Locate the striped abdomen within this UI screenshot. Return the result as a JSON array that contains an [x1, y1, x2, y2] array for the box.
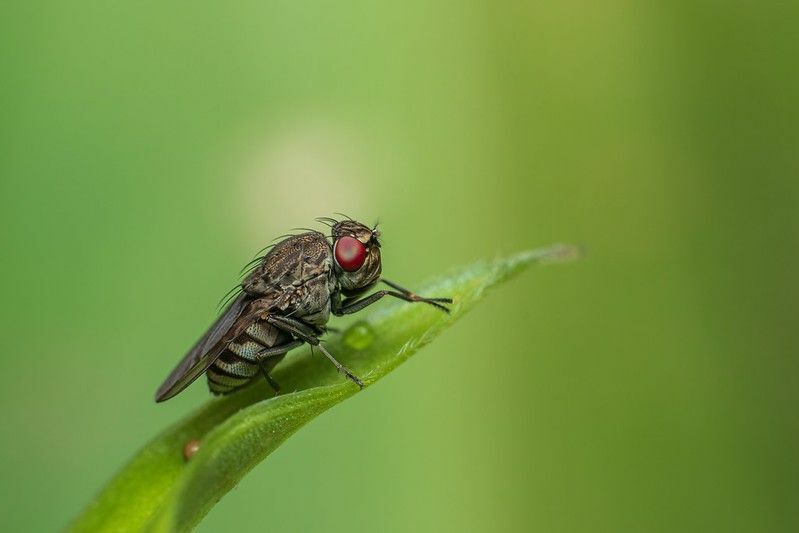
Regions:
[[206, 320, 290, 395]]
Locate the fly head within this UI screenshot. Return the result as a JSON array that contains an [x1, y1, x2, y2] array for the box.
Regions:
[[331, 219, 382, 295]]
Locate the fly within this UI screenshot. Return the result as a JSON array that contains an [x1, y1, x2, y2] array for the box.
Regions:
[[154, 217, 452, 402]]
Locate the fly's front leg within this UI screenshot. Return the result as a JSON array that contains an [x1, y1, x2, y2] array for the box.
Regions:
[[266, 315, 364, 388], [381, 279, 453, 310], [333, 279, 453, 316]]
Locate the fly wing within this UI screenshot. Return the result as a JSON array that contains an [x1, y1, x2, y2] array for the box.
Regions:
[[155, 292, 250, 402]]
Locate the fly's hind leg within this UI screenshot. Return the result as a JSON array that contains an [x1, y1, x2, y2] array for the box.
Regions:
[[256, 340, 304, 359], [258, 362, 281, 395], [266, 315, 364, 389], [254, 340, 304, 395]]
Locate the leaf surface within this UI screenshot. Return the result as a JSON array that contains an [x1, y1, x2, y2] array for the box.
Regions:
[[69, 245, 577, 532]]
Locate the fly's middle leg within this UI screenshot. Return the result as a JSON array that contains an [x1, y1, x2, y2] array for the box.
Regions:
[[315, 343, 364, 388], [266, 314, 364, 389]]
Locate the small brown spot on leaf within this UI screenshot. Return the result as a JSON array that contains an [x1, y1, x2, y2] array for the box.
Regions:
[[183, 439, 201, 461]]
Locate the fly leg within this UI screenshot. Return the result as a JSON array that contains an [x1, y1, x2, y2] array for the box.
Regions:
[[332, 279, 453, 315], [314, 343, 364, 388], [381, 279, 453, 306], [266, 315, 364, 388], [258, 362, 281, 395], [254, 340, 304, 395], [256, 340, 305, 358]]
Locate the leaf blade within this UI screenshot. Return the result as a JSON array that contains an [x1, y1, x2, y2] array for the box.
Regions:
[[69, 245, 577, 532]]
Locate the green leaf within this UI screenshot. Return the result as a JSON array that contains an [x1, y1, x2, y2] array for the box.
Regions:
[[69, 245, 577, 532]]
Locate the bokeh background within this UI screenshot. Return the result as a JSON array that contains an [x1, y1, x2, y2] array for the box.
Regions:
[[2, 2, 798, 532]]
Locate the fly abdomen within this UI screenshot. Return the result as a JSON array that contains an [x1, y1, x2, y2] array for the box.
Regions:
[[206, 320, 289, 395], [206, 365, 251, 393], [245, 321, 282, 346], [207, 341, 261, 394], [214, 355, 258, 380]]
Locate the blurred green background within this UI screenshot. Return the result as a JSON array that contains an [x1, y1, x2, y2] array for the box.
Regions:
[[2, 1, 798, 532]]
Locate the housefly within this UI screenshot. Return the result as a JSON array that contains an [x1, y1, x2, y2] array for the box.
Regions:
[[155, 217, 452, 402]]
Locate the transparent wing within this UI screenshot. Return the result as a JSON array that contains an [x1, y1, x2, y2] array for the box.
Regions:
[[154, 293, 249, 402]]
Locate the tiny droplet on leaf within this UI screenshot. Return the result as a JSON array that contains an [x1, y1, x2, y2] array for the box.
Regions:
[[343, 321, 375, 350]]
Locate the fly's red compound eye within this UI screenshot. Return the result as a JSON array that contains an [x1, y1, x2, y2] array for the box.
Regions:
[[334, 236, 367, 272]]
